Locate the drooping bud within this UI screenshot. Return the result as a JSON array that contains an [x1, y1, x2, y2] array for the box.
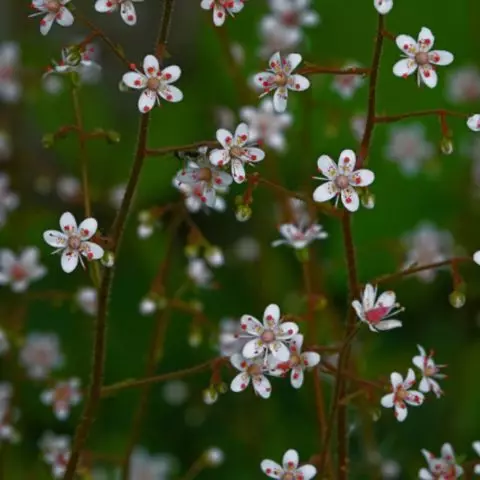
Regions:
[[203, 447, 225, 467], [440, 137, 454, 155], [100, 251, 114, 268], [235, 204, 252, 222], [361, 191, 375, 210], [202, 386, 218, 405], [205, 246, 224, 267], [449, 290, 466, 309], [106, 130, 121, 144]]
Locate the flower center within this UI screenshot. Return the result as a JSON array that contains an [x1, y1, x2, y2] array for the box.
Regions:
[[46, 0, 61, 12], [10, 263, 27, 282], [261, 329, 275, 344], [230, 146, 244, 158], [395, 386, 408, 401], [246, 364, 262, 377], [282, 473, 295, 480], [54, 385, 71, 402], [290, 354, 301, 366], [334, 174, 350, 190], [424, 365, 437, 377], [196, 167, 213, 182], [147, 77, 161, 91], [415, 52, 430, 65], [281, 11, 298, 26], [274, 72, 288, 87], [67, 235, 81, 251]]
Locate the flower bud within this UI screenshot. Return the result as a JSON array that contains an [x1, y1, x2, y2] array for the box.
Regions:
[[139, 297, 157, 316], [449, 290, 466, 309], [440, 137, 454, 155], [205, 246, 224, 267], [203, 447, 224, 467], [118, 80, 129, 92], [235, 204, 252, 222], [188, 326, 203, 348], [202, 387, 218, 405], [137, 224, 154, 239], [101, 251, 114, 268], [138, 210, 152, 224], [42, 133, 55, 149], [184, 244, 199, 259], [361, 191, 375, 209], [215, 382, 228, 394], [106, 130, 121, 144]]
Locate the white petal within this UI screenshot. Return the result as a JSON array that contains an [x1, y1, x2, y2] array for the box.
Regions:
[[352, 300, 365, 321], [287, 74, 310, 92], [419, 65, 438, 89], [404, 368, 416, 387], [273, 87, 288, 113], [341, 186, 359, 212], [297, 465, 317, 480], [81, 242, 104, 261], [467, 115, 480, 133], [243, 147, 265, 163], [78, 218, 97, 240], [254, 71, 275, 90], [269, 341, 290, 361], [363, 284, 377, 310], [138, 90, 157, 113], [418, 468, 434, 480], [405, 390, 424, 406], [380, 393, 394, 408], [417, 27, 435, 52], [290, 367, 304, 389], [338, 149, 357, 174], [375, 290, 395, 309], [412, 355, 425, 371], [120, 1, 136, 25], [282, 449, 299, 470], [56, 7, 74, 26], [472, 441, 480, 456], [316, 155, 338, 180], [429, 50, 454, 66], [213, 170, 233, 187], [395, 35, 418, 55], [230, 353, 247, 372], [242, 339, 264, 359], [252, 375, 272, 399], [143, 55, 159, 76], [417, 344, 427, 357], [374, 0, 393, 14], [374, 320, 403, 331], [313, 181, 338, 203], [158, 85, 183, 103], [240, 314, 263, 336], [216, 128, 234, 148], [161, 65, 181, 83], [260, 459, 283, 478], [441, 443, 455, 462], [61, 249, 79, 273], [285, 53, 302, 73], [263, 304, 281, 327], [95, 0, 115, 12], [122, 72, 147, 89], [200, 0, 213, 10], [289, 334, 304, 353], [230, 372, 250, 392], [390, 372, 403, 389], [268, 52, 283, 72], [394, 404, 408, 422], [12, 279, 29, 293], [234, 123, 249, 145], [302, 352, 320, 368], [277, 322, 299, 339], [231, 158, 246, 184], [349, 169, 375, 187], [43, 230, 67, 248], [0, 249, 16, 269], [393, 58, 418, 78], [213, 4, 226, 26], [60, 211, 77, 233], [209, 148, 229, 167]]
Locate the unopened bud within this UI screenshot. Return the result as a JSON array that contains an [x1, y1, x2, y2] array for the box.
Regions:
[[139, 297, 157, 316], [101, 251, 114, 268], [106, 130, 121, 144], [205, 246, 224, 267], [440, 137, 454, 155], [42, 133, 55, 149], [185, 244, 199, 258], [361, 191, 375, 210], [449, 290, 466, 309], [188, 326, 203, 348], [118, 80, 129, 92], [202, 387, 218, 405], [215, 382, 228, 394], [203, 447, 224, 467], [235, 204, 252, 222]]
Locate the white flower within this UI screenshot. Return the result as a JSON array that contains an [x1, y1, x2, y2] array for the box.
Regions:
[[19, 333, 64, 379], [128, 448, 175, 479], [173, 177, 227, 213], [218, 317, 249, 356], [204, 447, 224, 467], [393, 27, 454, 88], [39, 431, 71, 479], [162, 380, 189, 406], [0, 248, 46, 292], [200, 0, 244, 27], [0, 330, 9, 356], [209, 123, 265, 184], [176, 148, 233, 207], [412, 345, 446, 398], [204, 246, 224, 267], [261, 449, 317, 480], [76, 287, 97, 316], [30, 0, 74, 36], [270, 334, 320, 389], [187, 258, 214, 288], [43, 212, 104, 273], [233, 236, 261, 262], [468, 114, 480, 132], [122, 55, 183, 113], [45, 46, 101, 79], [473, 441, 480, 475], [0, 42, 21, 103], [312, 149, 375, 212], [139, 297, 158, 316], [385, 124, 434, 176], [239, 98, 292, 152], [229, 353, 272, 399], [94, 0, 143, 26], [56, 176, 81, 202], [266, 0, 319, 31], [473, 251, 480, 266], [446, 66, 480, 104], [374, 0, 393, 15], [109, 183, 126, 210], [254, 52, 310, 112], [40, 378, 82, 420], [240, 303, 298, 364], [0, 173, 19, 228], [350, 114, 366, 142], [272, 223, 328, 250], [381, 368, 424, 422], [258, 17, 301, 60], [331, 62, 365, 99], [352, 284, 403, 332], [419, 444, 463, 479]]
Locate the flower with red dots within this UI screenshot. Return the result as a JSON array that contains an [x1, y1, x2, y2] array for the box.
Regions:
[[122, 55, 183, 113], [331, 62, 365, 100], [393, 27, 454, 88], [352, 284, 403, 332], [419, 444, 463, 479], [381, 368, 424, 422], [30, 0, 74, 36], [175, 147, 233, 207], [209, 123, 265, 184], [0, 247, 46, 293], [0, 42, 21, 103], [468, 114, 480, 132], [94, 0, 143, 26], [229, 353, 272, 399], [40, 378, 82, 421], [271, 223, 328, 250], [374, 0, 393, 15], [200, 0, 245, 27], [43, 212, 104, 274], [412, 345, 446, 398], [312, 149, 375, 212], [240, 303, 299, 364], [39, 431, 71, 479], [45, 46, 101, 78], [254, 52, 310, 113], [261, 449, 317, 479], [270, 334, 320, 389]]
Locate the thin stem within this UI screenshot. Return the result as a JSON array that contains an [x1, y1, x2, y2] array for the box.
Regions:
[[298, 66, 370, 76], [146, 140, 219, 157], [374, 109, 469, 124], [179, 456, 206, 480]]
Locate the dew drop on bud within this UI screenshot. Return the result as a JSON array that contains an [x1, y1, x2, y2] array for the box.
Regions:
[[449, 290, 466, 309]]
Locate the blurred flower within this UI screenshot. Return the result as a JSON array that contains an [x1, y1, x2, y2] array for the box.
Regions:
[[139, 296, 158, 316], [313, 149, 375, 212], [42, 74, 64, 95], [229, 353, 272, 399], [30, 0, 75, 36], [39, 431, 71, 479], [468, 114, 480, 132], [0, 173, 19, 228], [187, 257, 214, 288], [473, 442, 480, 475], [352, 284, 403, 332], [56, 176, 81, 202], [380, 459, 401, 478], [204, 246, 224, 267], [109, 183, 126, 210], [412, 345, 446, 398], [266, 0, 319, 32], [0, 383, 19, 444], [45, 46, 101, 79], [381, 369, 424, 422], [393, 27, 454, 88], [270, 334, 320, 389], [402, 222, 454, 282], [385, 124, 434, 176], [128, 447, 175, 479], [19, 332, 63, 379], [254, 52, 310, 113], [230, 42, 245, 66], [350, 114, 366, 142], [474, 251, 480, 266], [374, 0, 393, 15], [0, 131, 11, 161], [173, 177, 227, 213], [200, 0, 244, 27], [446, 65, 480, 103], [258, 17, 301, 60], [43, 211, 104, 273], [0, 330, 9, 356], [272, 222, 328, 250], [137, 210, 156, 239], [332, 62, 365, 99], [94, 0, 143, 26], [176, 147, 232, 207], [239, 98, 292, 152], [0, 42, 21, 103], [209, 123, 265, 184], [261, 449, 317, 480], [203, 387, 218, 405], [76, 287, 97, 316], [419, 444, 463, 479], [162, 380, 189, 406], [240, 303, 298, 363], [122, 55, 183, 113], [40, 378, 82, 420], [204, 447, 224, 467], [214, 106, 236, 131], [218, 317, 248, 356], [0, 247, 46, 292]]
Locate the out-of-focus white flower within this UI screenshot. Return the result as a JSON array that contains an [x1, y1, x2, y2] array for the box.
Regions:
[[76, 287, 97, 316], [468, 114, 480, 132], [230, 42, 245, 66], [266, 0, 319, 31], [0, 247, 46, 292], [94, 0, 143, 25], [312, 149, 375, 212], [109, 184, 126, 210], [374, 0, 393, 15], [380, 459, 401, 479], [352, 284, 403, 332], [39, 431, 71, 479], [214, 106, 236, 131], [393, 27, 454, 88], [272, 222, 328, 250], [0, 131, 11, 161], [473, 442, 480, 475], [385, 124, 434, 176], [239, 98, 292, 152], [331, 63, 365, 99], [402, 222, 454, 282], [162, 380, 189, 406], [45, 46, 101, 79], [42, 74, 64, 95], [254, 52, 310, 113], [187, 258, 214, 288], [218, 317, 248, 356], [40, 378, 82, 420], [0, 330, 9, 356], [230, 353, 272, 399], [446, 66, 480, 104], [204, 447, 224, 467], [233, 236, 261, 262], [0, 42, 21, 103], [128, 448, 175, 479], [200, 0, 244, 27], [56, 176, 81, 202], [122, 55, 183, 113], [261, 449, 317, 480], [350, 114, 366, 142], [139, 296, 161, 316], [204, 246, 224, 267], [43, 212, 105, 273], [30, 0, 74, 36], [419, 444, 463, 479], [19, 333, 64, 380], [412, 345, 446, 398], [0, 383, 19, 444], [475, 251, 480, 266], [0, 173, 19, 228], [258, 17, 301, 60], [381, 368, 424, 422]]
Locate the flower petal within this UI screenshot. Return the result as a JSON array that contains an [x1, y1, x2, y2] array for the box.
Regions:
[[441, 443, 455, 462], [230, 353, 247, 372], [390, 372, 403, 389], [209, 148, 230, 167], [282, 449, 299, 470], [316, 155, 338, 179], [252, 374, 272, 399], [393, 58, 418, 78], [243, 147, 265, 163], [374, 320, 402, 331], [352, 300, 365, 321], [341, 186, 359, 212], [213, 3, 226, 26], [122, 72, 147, 89], [120, 1, 136, 25], [268, 52, 282, 72], [338, 149, 357, 174], [56, 7, 74, 27], [287, 74, 310, 92], [290, 334, 304, 353], [302, 352, 320, 368], [161, 65, 181, 83], [284, 53, 302, 73], [290, 367, 304, 389], [396, 35, 418, 56], [230, 372, 250, 392], [43, 230, 67, 248], [158, 85, 183, 103], [349, 169, 374, 187], [242, 338, 264, 359], [374, 0, 393, 15], [405, 390, 424, 406], [61, 249, 79, 273], [297, 465, 317, 480], [273, 87, 288, 113], [277, 322, 299, 339], [231, 158, 246, 184], [216, 128, 234, 148], [375, 290, 395, 309], [468, 116, 480, 133], [380, 393, 394, 408], [419, 65, 438, 88], [404, 367, 416, 387], [81, 242, 104, 260], [362, 284, 376, 310], [418, 468, 434, 480], [138, 89, 157, 113], [0, 249, 16, 269], [234, 123, 249, 145], [254, 71, 275, 90], [269, 341, 290, 362], [95, 0, 115, 12], [78, 218, 97, 240], [429, 50, 454, 66], [263, 304, 281, 327], [143, 55, 159, 76], [260, 460, 283, 479], [395, 404, 408, 422], [60, 211, 77, 233], [39, 13, 56, 35], [240, 314, 263, 336], [313, 181, 338, 203], [417, 27, 435, 52]]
